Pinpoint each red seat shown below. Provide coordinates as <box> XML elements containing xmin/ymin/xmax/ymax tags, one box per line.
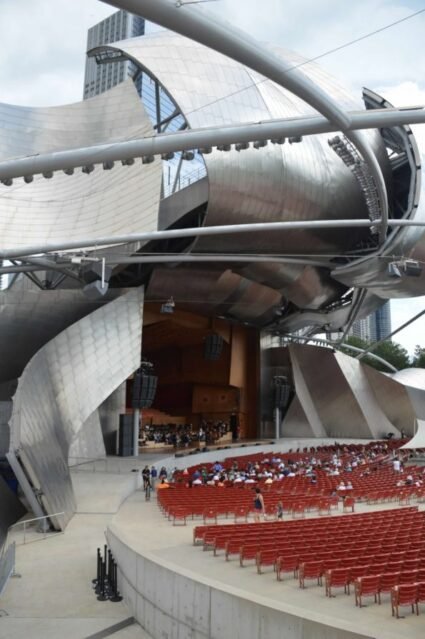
<box><xmin>391</xmin><ymin>584</ymin><xmax>419</xmax><ymax>618</ymax></box>
<box><xmin>355</xmin><ymin>575</ymin><xmax>381</xmax><ymax>607</ymax></box>
<box><xmin>276</xmin><ymin>555</ymin><xmax>299</xmax><ymax>581</ymax></box>
<box><xmin>379</xmin><ymin>573</ymin><xmax>399</xmax><ymax>602</ymax></box>
<box><xmin>299</xmin><ymin>561</ymin><xmax>323</xmax><ymax>589</ymax></box>
<box><xmin>325</xmin><ymin>568</ymin><xmax>350</xmax><ymax>597</ymax></box>
<box><xmin>343</xmin><ymin>497</ymin><xmax>355</xmax><ymax>513</ymax></box>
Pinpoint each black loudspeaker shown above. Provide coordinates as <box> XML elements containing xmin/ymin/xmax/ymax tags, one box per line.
<box><xmin>132</xmin><ymin>371</ymin><xmax>158</xmax><ymax>409</ymax></box>
<box><xmin>118</xmin><ymin>414</ymin><xmax>134</xmax><ymax>457</ymax></box>
<box><xmin>204</xmin><ymin>334</ymin><xmax>223</xmax><ymax>360</ymax></box>
<box><xmin>273</xmin><ymin>383</ymin><xmax>291</xmax><ymax>408</ymax></box>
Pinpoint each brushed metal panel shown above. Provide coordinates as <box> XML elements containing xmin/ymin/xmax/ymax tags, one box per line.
<box><xmin>0</xmin><ymin>81</ymin><xmax>161</xmax><ymax>252</ymax></box>
<box><xmin>334</xmin><ymin>352</ymin><xmax>399</xmax><ymax>439</ymax></box>
<box><xmin>281</xmin><ymin>396</ymin><xmax>315</xmax><ymax>439</ymax></box>
<box><xmin>108</xmin><ymin>32</ymin><xmax>390</xmax><ymax>256</ymax></box>
<box><xmin>68</xmin><ymin>410</ymin><xmax>106</xmax><ymax>464</ymax></box>
<box><xmin>8</xmin><ymin>287</ymin><xmax>144</xmax><ymax>529</ymax></box>
<box><xmin>0</xmin><ymin>278</ymin><xmax>123</xmax><ymax>384</ymax></box>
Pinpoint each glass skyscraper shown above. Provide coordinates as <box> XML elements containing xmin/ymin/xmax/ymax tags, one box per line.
<box><xmin>83</xmin><ymin>10</ymin><xmax>145</xmax><ymax>99</ymax></box>
<box><xmin>349</xmin><ymin>301</ymin><xmax>392</xmax><ymax>343</ymax></box>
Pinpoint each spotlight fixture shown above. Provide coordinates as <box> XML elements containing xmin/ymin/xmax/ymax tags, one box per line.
<box><xmin>1</xmin><ymin>178</ymin><xmax>13</xmax><ymax>186</ymax></box>
<box><xmin>253</xmin><ymin>140</ymin><xmax>267</xmax><ymax>149</ymax></box>
<box><xmin>198</xmin><ymin>147</ymin><xmax>213</xmax><ymax>154</ymax></box>
<box><xmin>82</xmin><ymin>165</ymin><xmax>95</xmax><ymax>174</ymax></box>
<box><xmin>161</xmin><ymin>152</ymin><xmax>175</xmax><ymax>160</ymax></box>
<box><xmin>63</xmin><ymin>168</ymin><xmax>74</xmax><ymax>176</ymax></box>
<box><xmin>271</xmin><ymin>137</ymin><xmax>286</xmax><ymax>145</ymax></box>
<box><xmin>403</xmin><ymin>259</ymin><xmax>422</xmax><ymax>277</ymax></box>
<box><xmin>121</xmin><ymin>158</ymin><xmax>135</xmax><ymax>166</ymax></box>
<box><xmin>288</xmin><ymin>136</ymin><xmax>303</xmax><ymax>144</ymax></box>
<box><xmin>42</xmin><ymin>171</ymin><xmax>53</xmax><ymax>179</ymax></box>
<box><xmin>235</xmin><ymin>142</ymin><xmax>250</xmax><ymax>152</ymax></box>
<box><xmin>181</xmin><ymin>150</ymin><xmax>195</xmax><ymax>161</ymax></box>
<box><xmin>388</xmin><ymin>262</ymin><xmax>402</xmax><ymax>278</ymax></box>
<box><xmin>217</xmin><ymin>144</ymin><xmax>232</xmax><ymax>152</ymax></box>
<box><xmin>142</xmin><ymin>155</ymin><xmax>155</xmax><ymax>165</ymax></box>
<box><xmin>102</xmin><ymin>161</ymin><xmax>114</xmax><ymax>170</ymax></box>
<box><xmin>23</xmin><ymin>175</ymin><xmax>34</xmax><ymax>184</ymax></box>
<box><xmin>388</xmin><ymin>259</ymin><xmax>423</xmax><ymax>278</ymax></box>
<box><xmin>160</xmin><ymin>296</ymin><xmax>175</xmax><ymax>314</ymax></box>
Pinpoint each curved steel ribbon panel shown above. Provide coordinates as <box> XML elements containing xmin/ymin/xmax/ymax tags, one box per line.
<box><xmin>8</xmin><ymin>287</ymin><xmax>144</xmax><ymax>529</ymax></box>
<box><xmin>0</xmin><ymin>278</ymin><xmax>124</xmax><ymax>385</ymax></box>
<box><xmin>106</xmin><ymin>32</ymin><xmax>390</xmax><ymax>256</ymax></box>
<box><xmin>0</xmin><ymin>81</ymin><xmax>161</xmax><ymax>251</ymax></box>
<box><xmin>283</xmin><ymin>344</ymin><xmax>418</xmax><ymax>439</ymax></box>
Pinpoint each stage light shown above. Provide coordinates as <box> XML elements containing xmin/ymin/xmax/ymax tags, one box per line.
<box><xmin>121</xmin><ymin>158</ymin><xmax>135</xmax><ymax>166</ymax></box>
<box><xmin>82</xmin><ymin>165</ymin><xmax>95</xmax><ymax>174</ymax></box>
<box><xmin>235</xmin><ymin>142</ymin><xmax>250</xmax><ymax>152</ymax></box>
<box><xmin>161</xmin><ymin>152</ymin><xmax>175</xmax><ymax>160</ymax></box>
<box><xmin>288</xmin><ymin>136</ymin><xmax>302</xmax><ymax>144</ymax></box>
<box><xmin>1</xmin><ymin>178</ymin><xmax>13</xmax><ymax>186</ymax></box>
<box><xmin>63</xmin><ymin>168</ymin><xmax>74</xmax><ymax>176</ymax></box>
<box><xmin>181</xmin><ymin>150</ymin><xmax>195</xmax><ymax>161</ymax></box>
<box><xmin>42</xmin><ymin>171</ymin><xmax>53</xmax><ymax>179</ymax></box>
<box><xmin>217</xmin><ymin>144</ymin><xmax>232</xmax><ymax>151</ymax></box>
<box><xmin>142</xmin><ymin>155</ymin><xmax>155</xmax><ymax>165</ymax></box>
<box><xmin>388</xmin><ymin>262</ymin><xmax>402</xmax><ymax>278</ymax></box>
<box><xmin>102</xmin><ymin>161</ymin><xmax>115</xmax><ymax>170</ymax></box>
<box><xmin>160</xmin><ymin>296</ymin><xmax>175</xmax><ymax>314</ymax></box>
<box><xmin>253</xmin><ymin>140</ymin><xmax>267</xmax><ymax>149</ymax></box>
<box><xmin>198</xmin><ymin>146</ymin><xmax>213</xmax><ymax>154</ymax></box>
<box><xmin>403</xmin><ymin>259</ymin><xmax>422</xmax><ymax>277</ymax></box>
<box><xmin>271</xmin><ymin>137</ymin><xmax>285</xmax><ymax>145</ymax></box>
<box><xmin>23</xmin><ymin>175</ymin><xmax>34</xmax><ymax>184</ymax></box>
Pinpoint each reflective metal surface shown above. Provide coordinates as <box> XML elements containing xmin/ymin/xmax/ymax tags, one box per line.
<box><xmin>278</xmin><ymin>345</ymin><xmax>425</xmax><ymax>439</ymax></box>
<box><xmin>0</xmin><ymin>277</ymin><xmax>123</xmax><ymax>384</ymax></box>
<box><xmin>68</xmin><ymin>410</ymin><xmax>106</xmax><ymax>464</ymax></box>
<box><xmin>8</xmin><ymin>287</ymin><xmax>144</xmax><ymax>529</ymax></box>
<box><xmin>0</xmin><ymin>81</ymin><xmax>161</xmax><ymax>252</ymax></box>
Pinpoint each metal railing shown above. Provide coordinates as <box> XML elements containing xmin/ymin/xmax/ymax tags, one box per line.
<box><xmin>6</xmin><ymin>512</ymin><xmax>65</xmax><ymax>546</ymax></box>
<box><xmin>68</xmin><ymin>456</ymin><xmax>150</xmax><ymax>474</ymax></box>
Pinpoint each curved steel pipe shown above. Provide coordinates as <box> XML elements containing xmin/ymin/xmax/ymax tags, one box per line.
<box><xmin>0</xmin><ymin>108</ymin><xmax>423</xmax><ymax>182</ymax></box>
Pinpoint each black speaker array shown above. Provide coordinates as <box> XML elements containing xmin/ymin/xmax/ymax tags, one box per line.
<box><xmin>204</xmin><ymin>334</ymin><xmax>223</xmax><ymax>361</ymax></box>
<box><xmin>273</xmin><ymin>383</ymin><xmax>291</xmax><ymax>408</ymax></box>
<box><xmin>132</xmin><ymin>371</ymin><xmax>158</xmax><ymax>409</ymax></box>
<box><xmin>118</xmin><ymin>414</ymin><xmax>134</xmax><ymax>457</ymax></box>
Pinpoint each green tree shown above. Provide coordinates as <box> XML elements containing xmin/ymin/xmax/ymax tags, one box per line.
<box><xmin>411</xmin><ymin>345</ymin><xmax>425</xmax><ymax>368</ymax></box>
<box><xmin>340</xmin><ymin>336</ymin><xmax>410</xmax><ymax>372</ymax></box>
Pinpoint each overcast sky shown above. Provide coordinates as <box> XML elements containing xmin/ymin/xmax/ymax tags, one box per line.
<box><xmin>1</xmin><ymin>0</ymin><xmax>425</xmax><ymax>354</ymax></box>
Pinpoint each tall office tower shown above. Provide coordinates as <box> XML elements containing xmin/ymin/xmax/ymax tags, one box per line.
<box><xmin>349</xmin><ymin>301</ymin><xmax>392</xmax><ymax>343</ymax></box>
<box><xmin>83</xmin><ymin>10</ymin><xmax>145</xmax><ymax>99</ymax></box>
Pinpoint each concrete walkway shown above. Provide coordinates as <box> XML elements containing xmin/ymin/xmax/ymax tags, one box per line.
<box><xmin>0</xmin><ymin>466</ymin><xmax>155</xmax><ymax>639</ymax></box>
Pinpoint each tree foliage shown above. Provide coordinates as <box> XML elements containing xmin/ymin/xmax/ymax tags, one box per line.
<box><xmin>340</xmin><ymin>336</ymin><xmax>410</xmax><ymax>372</ymax></box>
<box><xmin>412</xmin><ymin>345</ymin><xmax>425</xmax><ymax>368</ymax></box>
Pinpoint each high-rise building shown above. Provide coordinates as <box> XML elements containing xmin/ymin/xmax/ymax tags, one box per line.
<box><xmin>83</xmin><ymin>10</ymin><xmax>145</xmax><ymax>99</ymax></box>
<box><xmin>349</xmin><ymin>301</ymin><xmax>392</xmax><ymax>343</ymax></box>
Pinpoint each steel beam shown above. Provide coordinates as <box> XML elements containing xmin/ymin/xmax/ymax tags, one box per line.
<box><xmin>0</xmin><ymin>107</ymin><xmax>423</xmax><ymax>182</ymax></box>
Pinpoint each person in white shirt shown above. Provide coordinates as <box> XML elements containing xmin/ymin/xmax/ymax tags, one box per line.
<box><xmin>393</xmin><ymin>459</ymin><xmax>401</xmax><ymax>472</ymax></box>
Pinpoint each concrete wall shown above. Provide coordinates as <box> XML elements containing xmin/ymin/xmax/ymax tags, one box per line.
<box><xmin>106</xmin><ymin>527</ymin><xmax>372</xmax><ymax>639</ymax></box>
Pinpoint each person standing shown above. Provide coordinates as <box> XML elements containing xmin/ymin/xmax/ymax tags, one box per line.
<box><xmin>253</xmin><ymin>488</ymin><xmax>265</xmax><ymax>522</ymax></box>
<box><xmin>150</xmin><ymin>465</ymin><xmax>158</xmax><ymax>489</ymax></box>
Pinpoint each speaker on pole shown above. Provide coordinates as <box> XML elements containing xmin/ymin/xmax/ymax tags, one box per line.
<box><xmin>132</xmin><ymin>370</ymin><xmax>158</xmax><ymax>409</ymax></box>
<box><xmin>204</xmin><ymin>334</ymin><xmax>223</xmax><ymax>361</ymax></box>
<box><xmin>272</xmin><ymin>376</ymin><xmax>291</xmax><ymax>408</ymax></box>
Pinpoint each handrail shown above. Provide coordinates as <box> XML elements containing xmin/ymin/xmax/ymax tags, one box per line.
<box><xmin>3</xmin><ymin>511</ymin><xmax>65</xmax><ymax>551</ymax></box>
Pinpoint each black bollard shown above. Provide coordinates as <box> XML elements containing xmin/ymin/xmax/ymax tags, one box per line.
<box><xmin>92</xmin><ymin>547</ymin><xmax>101</xmax><ymax>585</ymax></box>
<box><xmin>109</xmin><ymin>561</ymin><xmax>123</xmax><ymax>602</ymax></box>
<box><xmin>107</xmin><ymin>549</ymin><xmax>113</xmax><ymax>592</ymax></box>
<box><xmin>97</xmin><ymin>559</ymin><xmax>108</xmax><ymax>601</ymax></box>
